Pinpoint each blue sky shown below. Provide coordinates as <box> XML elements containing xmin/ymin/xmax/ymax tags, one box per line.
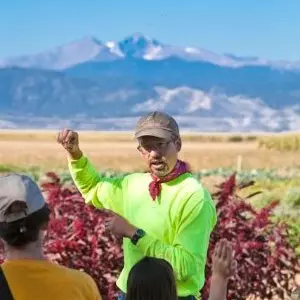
<box><xmin>1</xmin><ymin>0</ymin><xmax>299</xmax><ymax>60</ymax></box>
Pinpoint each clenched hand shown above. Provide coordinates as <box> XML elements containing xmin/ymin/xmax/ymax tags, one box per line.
<box><xmin>57</xmin><ymin>129</ymin><xmax>83</xmax><ymax>160</ymax></box>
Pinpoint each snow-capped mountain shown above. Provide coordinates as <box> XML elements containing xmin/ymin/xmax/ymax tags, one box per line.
<box><xmin>1</xmin><ymin>33</ymin><xmax>300</xmax><ymax>132</ymax></box>
<box><xmin>1</xmin><ymin>33</ymin><xmax>300</xmax><ymax>70</ymax></box>
<box><xmin>117</xmin><ymin>33</ymin><xmax>236</xmax><ymax>65</ymax></box>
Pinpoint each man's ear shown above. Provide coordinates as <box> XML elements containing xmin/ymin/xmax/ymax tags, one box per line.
<box><xmin>175</xmin><ymin>137</ymin><xmax>182</xmax><ymax>152</ymax></box>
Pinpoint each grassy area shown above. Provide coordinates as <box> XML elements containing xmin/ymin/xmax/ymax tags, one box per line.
<box><xmin>1</xmin><ymin>129</ymin><xmax>299</xmax><ymax>142</ymax></box>
<box><xmin>0</xmin><ymin>130</ymin><xmax>300</xmax><ymax>172</ymax></box>
<box><xmin>1</xmin><ymin>130</ymin><xmax>300</xmax><ymax>172</ymax></box>
<box><xmin>0</xmin><ymin>129</ymin><xmax>261</xmax><ymax>142</ymax></box>
<box><xmin>258</xmin><ymin>133</ymin><xmax>300</xmax><ymax>152</ymax></box>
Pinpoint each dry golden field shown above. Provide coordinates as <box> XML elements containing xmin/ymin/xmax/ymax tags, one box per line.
<box><xmin>1</xmin><ymin>130</ymin><xmax>300</xmax><ymax>173</ymax></box>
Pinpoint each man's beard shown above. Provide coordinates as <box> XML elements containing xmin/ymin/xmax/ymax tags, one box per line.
<box><xmin>150</xmin><ymin>160</ymin><xmax>170</xmax><ymax>177</ymax></box>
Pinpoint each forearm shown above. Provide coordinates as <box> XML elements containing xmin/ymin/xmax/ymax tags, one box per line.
<box><xmin>135</xmin><ymin>194</ymin><xmax>216</xmax><ymax>281</ymax></box>
<box><xmin>136</xmin><ymin>234</ymin><xmax>200</xmax><ymax>281</ymax></box>
<box><xmin>208</xmin><ymin>276</ymin><xmax>229</xmax><ymax>300</ymax></box>
<box><xmin>68</xmin><ymin>155</ymin><xmax>103</xmax><ymax>205</ymax></box>
<box><xmin>68</xmin><ymin>154</ymin><xmax>125</xmax><ymax>214</ymax></box>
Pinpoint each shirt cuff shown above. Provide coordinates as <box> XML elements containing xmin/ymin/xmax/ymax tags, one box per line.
<box><xmin>67</xmin><ymin>154</ymin><xmax>87</xmax><ymax>168</ymax></box>
<box><xmin>136</xmin><ymin>233</ymin><xmax>154</xmax><ymax>253</ymax></box>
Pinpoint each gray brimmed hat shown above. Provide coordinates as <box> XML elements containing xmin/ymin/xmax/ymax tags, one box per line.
<box><xmin>0</xmin><ymin>174</ymin><xmax>45</xmax><ymax>223</ymax></box>
<box><xmin>134</xmin><ymin>111</ymin><xmax>180</xmax><ymax>140</ymax></box>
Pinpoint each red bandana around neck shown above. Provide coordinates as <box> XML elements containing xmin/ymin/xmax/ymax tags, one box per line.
<box><xmin>149</xmin><ymin>160</ymin><xmax>190</xmax><ymax>201</ymax></box>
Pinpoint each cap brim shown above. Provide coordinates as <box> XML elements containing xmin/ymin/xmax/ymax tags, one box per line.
<box><xmin>0</xmin><ymin>174</ymin><xmax>46</xmax><ymax>223</ymax></box>
<box><xmin>135</xmin><ymin>128</ymin><xmax>173</xmax><ymax>140</ymax></box>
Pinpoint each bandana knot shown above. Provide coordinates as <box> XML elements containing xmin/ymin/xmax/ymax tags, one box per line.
<box><xmin>149</xmin><ymin>160</ymin><xmax>190</xmax><ymax>201</ymax></box>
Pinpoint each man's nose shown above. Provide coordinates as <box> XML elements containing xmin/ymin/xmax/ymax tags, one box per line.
<box><xmin>149</xmin><ymin>148</ymin><xmax>162</xmax><ymax>157</ymax></box>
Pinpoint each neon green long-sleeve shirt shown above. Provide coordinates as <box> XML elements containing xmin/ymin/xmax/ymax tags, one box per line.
<box><xmin>68</xmin><ymin>155</ymin><xmax>217</xmax><ymax>298</ymax></box>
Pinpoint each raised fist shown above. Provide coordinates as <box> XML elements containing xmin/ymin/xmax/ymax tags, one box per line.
<box><xmin>57</xmin><ymin>129</ymin><xmax>82</xmax><ymax>160</ymax></box>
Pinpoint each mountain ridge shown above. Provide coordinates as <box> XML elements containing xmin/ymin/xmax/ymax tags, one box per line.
<box><xmin>1</xmin><ymin>33</ymin><xmax>300</xmax><ymax>70</ymax></box>
<box><xmin>0</xmin><ymin>34</ymin><xmax>300</xmax><ymax>132</ymax></box>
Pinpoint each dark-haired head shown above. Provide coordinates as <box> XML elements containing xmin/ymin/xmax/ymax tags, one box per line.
<box><xmin>126</xmin><ymin>256</ymin><xmax>177</xmax><ymax>300</ymax></box>
<box><xmin>0</xmin><ymin>204</ymin><xmax>50</xmax><ymax>249</ymax></box>
<box><xmin>0</xmin><ymin>173</ymin><xmax>51</xmax><ymax>250</ymax></box>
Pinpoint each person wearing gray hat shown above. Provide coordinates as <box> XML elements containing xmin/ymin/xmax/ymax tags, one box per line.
<box><xmin>0</xmin><ymin>173</ymin><xmax>102</xmax><ymax>300</ymax></box>
<box><xmin>58</xmin><ymin>111</ymin><xmax>217</xmax><ymax>300</ymax></box>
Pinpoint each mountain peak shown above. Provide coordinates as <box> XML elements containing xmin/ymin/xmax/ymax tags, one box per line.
<box><xmin>130</xmin><ymin>32</ymin><xmax>148</xmax><ymax>41</ymax></box>
<box><xmin>118</xmin><ymin>33</ymin><xmax>162</xmax><ymax>58</ymax></box>
<box><xmin>124</xmin><ymin>32</ymin><xmax>161</xmax><ymax>44</ymax></box>
<box><xmin>1</xmin><ymin>33</ymin><xmax>300</xmax><ymax>71</ymax></box>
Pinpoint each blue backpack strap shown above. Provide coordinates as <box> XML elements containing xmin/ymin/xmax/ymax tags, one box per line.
<box><xmin>0</xmin><ymin>267</ymin><xmax>14</xmax><ymax>300</ymax></box>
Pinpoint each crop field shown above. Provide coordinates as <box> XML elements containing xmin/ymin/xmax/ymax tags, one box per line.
<box><xmin>1</xmin><ymin>130</ymin><xmax>300</xmax><ymax>173</ymax></box>
<box><xmin>0</xmin><ymin>129</ymin><xmax>299</xmax><ymax>299</ymax></box>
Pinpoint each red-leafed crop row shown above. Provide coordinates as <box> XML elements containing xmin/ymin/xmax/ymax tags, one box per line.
<box><xmin>202</xmin><ymin>174</ymin><xmax>299</xmax><ymax>300</ymax></box>
<box><xmin>0</xmin><ymin>172</ymin><xmax>299</xmax><ymax>300</ymax></box>
<box><xmin>41</xmin><ymin>172</ymin><xmax>124</xmax><ymax>299</ymax></box>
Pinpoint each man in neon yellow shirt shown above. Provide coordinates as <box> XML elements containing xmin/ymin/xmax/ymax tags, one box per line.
<box><xmin>57</xmin><ymin>111</ymin><xmax>217</xmax><ymax>300</ymax></box>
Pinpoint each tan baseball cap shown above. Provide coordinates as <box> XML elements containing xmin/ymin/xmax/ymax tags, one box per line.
<box><xmin>134</xmin><ymin>111</ymin><xmax>180</xmax><ymax>140</ymax></box>
<box><xmin>0</xmin><ymin>174</ymin><xmax>45</xmax><ymax>223</ymax></box>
